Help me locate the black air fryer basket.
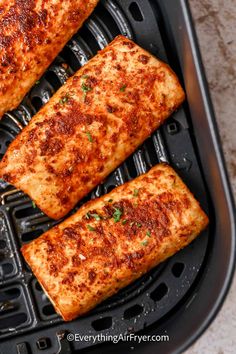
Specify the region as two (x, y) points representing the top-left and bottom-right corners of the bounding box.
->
(0, 1), (235, 353)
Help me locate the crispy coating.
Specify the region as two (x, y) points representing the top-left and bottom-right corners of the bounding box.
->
(21, 164), (209, 321)
(0, 0), (99, 118)
(0, 35), (185, 219)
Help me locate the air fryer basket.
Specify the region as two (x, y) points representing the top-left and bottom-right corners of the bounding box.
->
(0, 0), (235, 353)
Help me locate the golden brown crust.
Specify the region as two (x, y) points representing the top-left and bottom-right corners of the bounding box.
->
(0, 36), (185, 219)
(0, 0), (99, 118)
(21, 163), (208, 321)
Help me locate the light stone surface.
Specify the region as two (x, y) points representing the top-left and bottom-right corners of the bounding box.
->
(185, 1), (236, 353)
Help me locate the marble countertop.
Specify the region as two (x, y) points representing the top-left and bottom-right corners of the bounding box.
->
(185, 0), (236, 353)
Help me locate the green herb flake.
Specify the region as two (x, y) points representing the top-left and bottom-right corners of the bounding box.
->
(120, 84), (127, 92)
(81, 82), (92, 93)
(81, 75), (93, 101)
(35, 80), (40, 84)
(81, 81), (92, 101)
(122, 219), (128, 225)
(136, 223), (142, 228)
(146, 230), (151, 237)
(87, 225), (95, 232)
(32, 201), (36, 208)
(108, 199), (113, 203)
(86, 131), (93, 143)
(59, 93), (70, 105)
(113, 208), (123, 223)
(141, 240), (149, 246)
(133, 188), (139, 197)
(91, 213), (101, 221)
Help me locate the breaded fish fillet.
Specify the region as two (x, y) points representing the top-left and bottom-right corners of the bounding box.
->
(21, 164), (208, 321)
(0, 0), (99, 118)
(0, 35), (185, 219)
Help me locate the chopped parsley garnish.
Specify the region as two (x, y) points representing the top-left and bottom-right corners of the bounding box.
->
(146, 230), (151, 237)
(133, 188), (139, 197)
(86, 212), (101, 220)
(81, 79), (92, 101)
(81, 83), (92, 93)
(136, 223), (142, 228)
(120, 84), (127, 92)
(86, 131), (93, 142)
(141, 240), (148, 246)
(122, 219), (128, 225)
(32, 201), (36, 208)
(81, 74), (89, 79)
(113, 208), (123, 223)
(59, 93), (70, 105)
(91, 213), (101, 221)
(108, 199), (113, 203)
(87, 225), (95, 232)
(35, 80), (40, 84)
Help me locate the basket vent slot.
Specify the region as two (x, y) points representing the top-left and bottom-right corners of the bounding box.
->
(95, 5), (120, 37)
(0, 313), (27, 330)
(1, 263), (14, 275)
(129, 2), (144, 22)
(31, 97), (43, 111)
(172, 262), (185, 278)
(150, 283), (168, 302)
(0, 288), (21, 301)
(44, 71), (62, 90)
(124, 304), (143, 319)
(0, 239), (7, 249)
(92, 317), (112, 331)
(35, 281), (43, 292)
(42, 304), (56, 317)
(21, 229), (44, 243)
(15, 206), (40, 219)
(106, 184), (116, 193)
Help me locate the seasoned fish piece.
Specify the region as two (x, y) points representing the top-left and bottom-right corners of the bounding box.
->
(21, 164), (209, 321)
(0, 0), (99, 118)
(0, 35), (185, 219)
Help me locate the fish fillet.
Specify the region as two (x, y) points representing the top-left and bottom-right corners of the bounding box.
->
(0, 0), (99, 118)
(0, 35), (185, 219)
(21, 164), (208, 321)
